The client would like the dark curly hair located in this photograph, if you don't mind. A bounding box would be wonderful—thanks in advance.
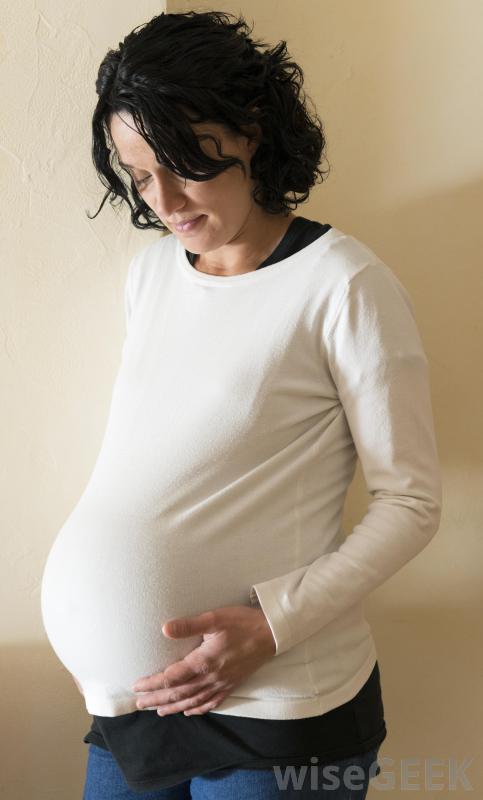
[87,9,330,232]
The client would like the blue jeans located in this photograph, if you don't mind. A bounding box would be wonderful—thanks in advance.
[82,742,381,799]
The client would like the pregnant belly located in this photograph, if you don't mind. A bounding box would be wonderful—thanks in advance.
[40,510,219,716]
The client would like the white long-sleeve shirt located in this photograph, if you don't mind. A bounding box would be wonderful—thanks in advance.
[40,225,442,718]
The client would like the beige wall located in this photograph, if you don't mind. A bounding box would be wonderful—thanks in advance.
[2,1,481,797]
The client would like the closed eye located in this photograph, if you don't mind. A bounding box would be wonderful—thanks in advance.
[119,165,151,190]
[133,175,150,190]
[124,167,186,191]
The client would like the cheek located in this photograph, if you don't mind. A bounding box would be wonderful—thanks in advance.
[186,164,252,228]
[200,172,248,215]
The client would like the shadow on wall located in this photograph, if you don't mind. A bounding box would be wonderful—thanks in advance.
[2,598,481,797]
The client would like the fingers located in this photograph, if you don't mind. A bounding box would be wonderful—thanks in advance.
[157,688,226,716]
[136,677,213,710]
[133,661,200,693]
[183,692,227,716]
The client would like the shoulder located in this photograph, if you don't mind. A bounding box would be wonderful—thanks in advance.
[127,232,176,292]
[317,227,390,284]
[310,228,416,342]
[322,227,411,300]
[130,231,175,273]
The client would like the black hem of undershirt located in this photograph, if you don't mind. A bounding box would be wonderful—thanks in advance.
[114,724,387,793]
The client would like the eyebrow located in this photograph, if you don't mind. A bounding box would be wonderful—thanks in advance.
[118,161,147,171]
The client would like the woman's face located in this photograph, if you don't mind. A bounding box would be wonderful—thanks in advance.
[109,110,264,254]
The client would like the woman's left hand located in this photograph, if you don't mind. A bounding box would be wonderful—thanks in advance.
[132,604,276,716]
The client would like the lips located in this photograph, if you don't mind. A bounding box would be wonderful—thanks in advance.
[172,215,205,233]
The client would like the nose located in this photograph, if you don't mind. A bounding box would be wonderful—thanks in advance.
[149,172,188,222]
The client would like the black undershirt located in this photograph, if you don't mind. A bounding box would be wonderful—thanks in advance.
[83,216,387,792]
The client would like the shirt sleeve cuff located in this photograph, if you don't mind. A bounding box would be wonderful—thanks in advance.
[249,581,297,656]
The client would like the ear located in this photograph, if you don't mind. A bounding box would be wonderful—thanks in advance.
[240,104,261,150]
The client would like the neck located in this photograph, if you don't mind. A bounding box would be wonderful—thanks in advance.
[193,213,296,276]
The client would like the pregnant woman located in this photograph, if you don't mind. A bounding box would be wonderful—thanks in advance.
[40,10,442,800]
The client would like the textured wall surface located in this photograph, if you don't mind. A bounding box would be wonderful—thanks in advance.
[2,1,482,797]
[1,4,166,798]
